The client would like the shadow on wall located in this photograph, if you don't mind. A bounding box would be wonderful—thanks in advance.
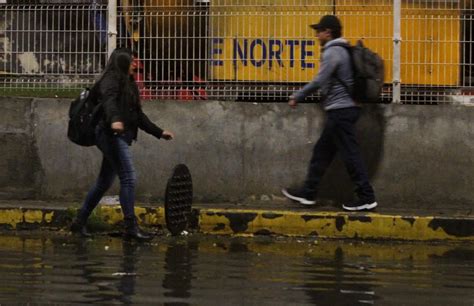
[317,104,386,205]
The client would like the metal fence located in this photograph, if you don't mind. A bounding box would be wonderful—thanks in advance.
[400,0,473,103]
[0,3,108,91]
[0,0,473,103]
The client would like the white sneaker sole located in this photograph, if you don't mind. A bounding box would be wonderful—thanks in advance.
[342,202,378,211]
[281,189,316,205]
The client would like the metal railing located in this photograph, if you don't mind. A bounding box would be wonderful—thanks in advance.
[399,0,473,104]
[0,0,472,103]
[0,3,108,92]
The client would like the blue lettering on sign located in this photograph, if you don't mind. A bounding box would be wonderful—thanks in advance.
[301,40,315,69]
[227,38,316,69]
[233,38,248,66]
[250,39,267,67]
[285,40,299,68]
[212,38,224,66]
[269,39,284,68]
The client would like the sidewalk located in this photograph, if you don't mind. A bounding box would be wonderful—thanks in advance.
[0,200,473,241]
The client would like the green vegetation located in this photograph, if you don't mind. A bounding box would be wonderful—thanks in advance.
[66,207,114,232]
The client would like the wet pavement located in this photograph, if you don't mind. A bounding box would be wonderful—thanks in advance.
[0,232,473,305]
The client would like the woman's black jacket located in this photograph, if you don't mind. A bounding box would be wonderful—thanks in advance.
[97,74,164,143]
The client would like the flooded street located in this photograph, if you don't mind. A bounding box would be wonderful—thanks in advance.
[0,232,473,305]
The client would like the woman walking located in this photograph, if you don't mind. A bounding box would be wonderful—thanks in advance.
[71,48,174,241]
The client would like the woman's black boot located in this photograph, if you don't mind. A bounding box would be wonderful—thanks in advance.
[124,217,153,241]
[70,213,92,238]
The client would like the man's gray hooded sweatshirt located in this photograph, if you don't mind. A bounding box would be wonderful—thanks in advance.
[292,38,356,110]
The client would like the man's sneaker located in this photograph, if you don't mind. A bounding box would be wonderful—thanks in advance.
[282,188,316,205]
[342,200,378,211]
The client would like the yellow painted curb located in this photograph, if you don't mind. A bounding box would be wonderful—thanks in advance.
[0,208,56,229]
[96,206,165,225]
[198,209,474,241]
[1,206,473,241]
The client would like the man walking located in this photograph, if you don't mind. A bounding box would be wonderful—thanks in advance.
[282,15,377,211]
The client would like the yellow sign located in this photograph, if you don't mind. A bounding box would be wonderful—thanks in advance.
[209,0,460,86]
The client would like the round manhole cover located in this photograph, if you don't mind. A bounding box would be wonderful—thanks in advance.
[165,164,193,235]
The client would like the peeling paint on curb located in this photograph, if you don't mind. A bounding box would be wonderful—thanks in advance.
[0,206,473,241]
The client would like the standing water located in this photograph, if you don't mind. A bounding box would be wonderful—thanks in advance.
[0,233,473,305]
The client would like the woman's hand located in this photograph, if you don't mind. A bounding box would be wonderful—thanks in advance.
[162,130,174,140]
[111,121,124,134]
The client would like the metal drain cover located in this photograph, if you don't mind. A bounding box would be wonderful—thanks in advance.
[165,164,193,235]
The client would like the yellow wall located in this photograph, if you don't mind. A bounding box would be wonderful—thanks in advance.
[401,3,460,85]
[209,0,461,86]
[133,0,461,86]
[210,0,333,82]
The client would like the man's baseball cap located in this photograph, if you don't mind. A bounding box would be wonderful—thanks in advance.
[310,15,342,31]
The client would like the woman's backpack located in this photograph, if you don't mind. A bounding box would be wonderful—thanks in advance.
[67,85,102,146]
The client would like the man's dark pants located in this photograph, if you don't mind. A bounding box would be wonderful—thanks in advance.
[303,106,375,201]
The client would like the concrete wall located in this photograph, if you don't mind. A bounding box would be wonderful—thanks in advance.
[1,97,474,211]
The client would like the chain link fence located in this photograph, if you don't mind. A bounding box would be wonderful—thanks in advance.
[0,0,472,103]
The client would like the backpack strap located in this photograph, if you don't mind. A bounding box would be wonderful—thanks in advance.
[324,43,354,96]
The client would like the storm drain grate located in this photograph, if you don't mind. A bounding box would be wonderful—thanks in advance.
[165,164,193,235]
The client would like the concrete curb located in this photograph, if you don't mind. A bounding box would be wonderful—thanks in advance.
[0,206,473,241]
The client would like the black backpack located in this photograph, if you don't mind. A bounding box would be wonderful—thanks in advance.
[330,40,385,103]
[67,84,102,146]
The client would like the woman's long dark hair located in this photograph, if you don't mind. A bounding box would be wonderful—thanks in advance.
[98,48,140,107]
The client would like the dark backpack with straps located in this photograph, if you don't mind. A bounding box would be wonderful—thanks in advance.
[67,84,102,146]
[330,40,385,103]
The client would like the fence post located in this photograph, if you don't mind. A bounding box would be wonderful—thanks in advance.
[107,0,117,58]
[393,0,401,103]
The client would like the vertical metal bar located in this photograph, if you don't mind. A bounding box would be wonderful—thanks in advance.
[65,5,69,81]
[108,0,117,58]
[68,6,73,83]
[208,0,213,98]
[45,5,49,87]
[53,5,57,81]
[470,4,473,90]
[393,0,401,103]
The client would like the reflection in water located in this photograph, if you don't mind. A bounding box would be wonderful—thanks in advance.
[69,238,116,304]
[0,234,473,305]
[70,239,97,303]
[117,241,140,304]
[162,240,196,305]
[304,247,378,305]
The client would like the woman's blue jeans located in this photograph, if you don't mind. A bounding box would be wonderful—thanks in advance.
[78,126,136,221]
